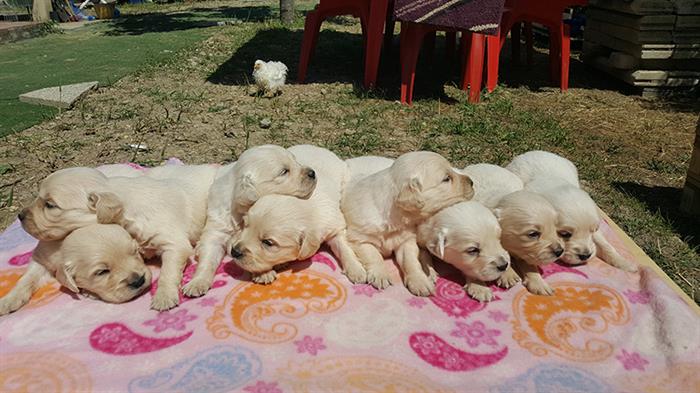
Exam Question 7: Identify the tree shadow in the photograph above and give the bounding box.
[614,181,700,250]
[102,5,272,36]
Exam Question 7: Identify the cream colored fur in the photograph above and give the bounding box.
[231,145,365,284]
[183,145,317,297]
[341,151,474,296]
[462,163,524,209]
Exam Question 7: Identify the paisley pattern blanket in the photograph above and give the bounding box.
[393,0,505,34]
[0,164,699,393]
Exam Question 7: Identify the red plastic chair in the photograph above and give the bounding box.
[486,0,586,92]
[400,22,489,105]
[297,0,389,88]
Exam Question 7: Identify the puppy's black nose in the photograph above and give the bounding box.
[128,274,146,289]
[578,253,592,261]
[307,169,316,180]
[231,245,244,259]
[496,262,508,272]
[17,210,26,221]
[553,247,564,257]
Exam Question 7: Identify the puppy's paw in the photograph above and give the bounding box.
[252,270,277,285]
[497,268,521,289]
[366,267,392,290]
[182,277,212,298]
[0,295,28,316]
[404,272,435,297]
[343,264,367,284]
[426,265,438,284]
[523,277,554,296]
[151,288,180,311]
[610,256,638,273]
[465,283,494,302]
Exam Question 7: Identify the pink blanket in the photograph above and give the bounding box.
[0,167,699,392]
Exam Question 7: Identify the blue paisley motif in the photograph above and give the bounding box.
[128,345,262,393]
[489,364,614,393]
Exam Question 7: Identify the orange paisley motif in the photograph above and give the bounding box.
[277,356,454,393]
[512,281,629,361]
[0,269,61,309]
[207,270,346,343]
[0,352,92,393]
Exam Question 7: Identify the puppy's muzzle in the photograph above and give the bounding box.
[578,252,592,261]
[17,209,27,221]
[128,273,146,289]
[496,257,509,271]
[231,244,245,259]
[307,169,316,180]
[552,246,564,258]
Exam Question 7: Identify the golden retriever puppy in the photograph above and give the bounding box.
[0,224,150,315]
[341,151,474,296]
[507,150,637,273]
[183,145,317,297]
[230,145,366,284]
[417,201,510,302]
[463,163,524,209]
[18,165,218,311]
[495,191,564,295]
[346,155,394,183]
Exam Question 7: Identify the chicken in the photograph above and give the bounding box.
[252,60,288,97]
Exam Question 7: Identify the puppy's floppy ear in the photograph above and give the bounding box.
[492,207,503,220]
[88,192,123,224]
[235,174,260,207]
[396,176,425,212]
[297,231,320,261]
[462,174,475,200]
[428,228,448,259]
[55,261,79,294]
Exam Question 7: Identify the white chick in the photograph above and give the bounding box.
[252,59,288,97]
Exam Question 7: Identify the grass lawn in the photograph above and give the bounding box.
[0,3,250,137]
[0,1,697,301]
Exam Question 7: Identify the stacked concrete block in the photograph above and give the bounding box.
[583,0,700,96]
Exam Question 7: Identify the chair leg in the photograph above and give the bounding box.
[297,10,323,83]
[548,25,560,84]
[486,29,500,92]
[511,22,521,65]
[363,0,388,88]
[524,22,533,66]
[560,23,570,91]
[400,23,427,105]
[463,33,485,103]
[384,0,395,51]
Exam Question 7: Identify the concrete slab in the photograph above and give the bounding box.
[588,0,674,15]
[585,28,700,58]
[19,81,98,109]
[587,7,676,31]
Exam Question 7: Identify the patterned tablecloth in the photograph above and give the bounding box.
[0,162,699,393]
[393,0,506,34]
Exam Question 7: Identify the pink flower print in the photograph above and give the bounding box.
[411,334,442,356]
[143,309,197,333]
[198,297,218,307]
[616,349,649,371]
[450,321,500,348]
[294,336,326,356]
[243,381,283,393]
[623,289,652,305]
[407,297,428,308]
[353,284,379,297]
[488,310,509,322]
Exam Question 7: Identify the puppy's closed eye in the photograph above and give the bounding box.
[558,230,572,239]
[527,230,541,239]
[261,238,276,248]
[279,168,289,176]
[44,200,58,209]
[94,268,110,277]
[465,247,479,255]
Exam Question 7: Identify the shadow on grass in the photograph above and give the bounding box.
[103,6,273,36]
[614,181,700,250]
[208,27,467,102]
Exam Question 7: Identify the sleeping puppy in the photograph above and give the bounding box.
[507,150,637,273]
[346,155,394,183]
[18,165,218,310]
[183,145,317,297]
[342,151,474,296]
[229,145,366,284]
[464,163,563,295]
[417,201,510,302]
[0,224,151,315]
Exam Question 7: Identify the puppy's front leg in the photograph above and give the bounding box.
[464,278,494,302]
[497,265,521,289]
[251,270,277,284]
[515,258,554,296]
[396,241,435,297]
[183,228,228,297]
[353,243,393,289]
[593,230,638,272]
[0,260,51,316]
[326,231,367,284]
[152,244,192,311]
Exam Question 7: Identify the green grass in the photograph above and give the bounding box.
[0,8,227,137]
